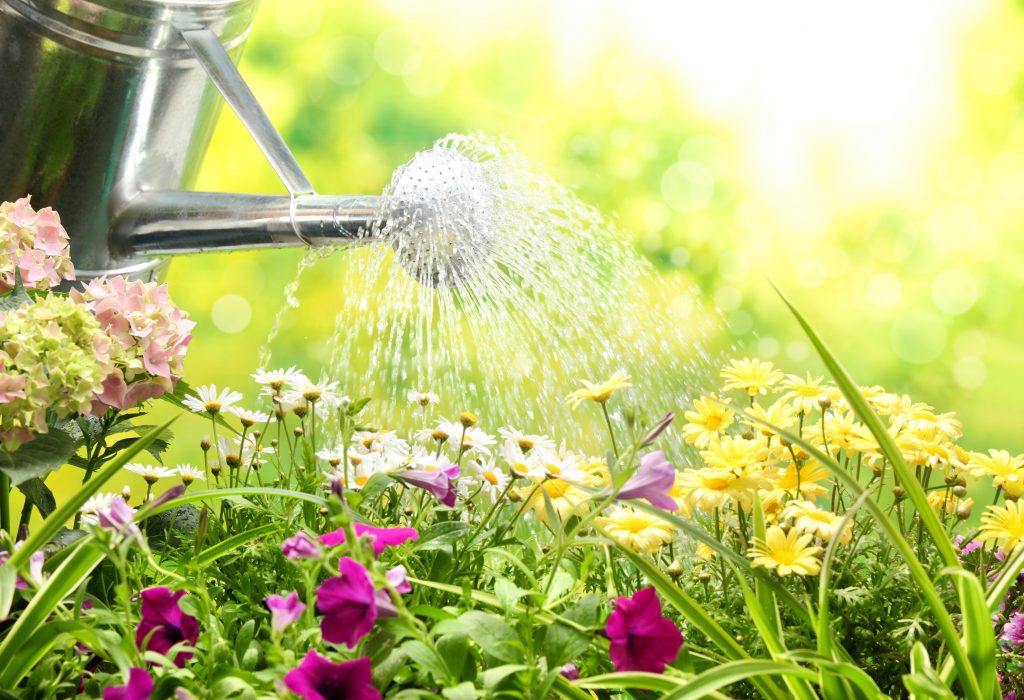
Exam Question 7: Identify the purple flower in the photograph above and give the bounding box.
[0,549,29,590]
[319,524,419,556]
[641,412,675,447]
[317,557,377,648]
[386,565,412,594]
[283,650,381,700]
[266,591,306,634]
[396,464,460,507]
[1003,612,1024,646]
[955,535,984,557]
[560,662,580,681]
[97,498,142,543]
[605,587,683,673]
[136,587,199,666]
[282,531,323,560]
[103,667,153,700]
[615,451,678,511]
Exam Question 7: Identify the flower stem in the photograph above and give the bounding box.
[600,403,619,461]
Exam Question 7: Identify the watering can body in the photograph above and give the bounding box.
[0,0,262,280]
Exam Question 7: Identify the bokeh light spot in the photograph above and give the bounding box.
[756,335,780,358]
[971,50,1017,96]
[925,201,978,251]
[714,285,742,312]
[890,309,947,364]
[403,51,450,96]
[275,0,322,38]
[866,272,903,309]
[375,27,420,75]
[661,161,715,213]
[953,355,986,389]
[931,268,978,315]
[990,149,1024,200]
[211,294,252,335]
[324,36,375,87]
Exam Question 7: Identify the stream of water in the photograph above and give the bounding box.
[268,133,722,453]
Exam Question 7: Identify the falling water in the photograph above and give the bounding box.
[275,133,723,452]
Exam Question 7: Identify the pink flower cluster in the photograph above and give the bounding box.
[72,277,195,410]
[0,196,75,293]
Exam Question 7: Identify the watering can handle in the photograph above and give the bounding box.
[180,27,316,198]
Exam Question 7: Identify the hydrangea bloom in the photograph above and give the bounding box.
[0,295,113,450]
[71,276,193,411]
[0,196,75,293]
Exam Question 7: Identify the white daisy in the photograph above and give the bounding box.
[316,445,346,467]
[228,407,271,427]
[502,441,545,479]
[498,427,556,454]
[283,375,343,407]
[176,464,205,485]
[459,427,497,456]
[182,385,243,414]
[538,449,587,483]
[469,458,510,500]
[409,448,449,471]
[251,366,305,391]
[124,463,177,484]
[407,390,440,407]
[415,419,462,445]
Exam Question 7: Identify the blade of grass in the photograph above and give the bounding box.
[660,659,820,700]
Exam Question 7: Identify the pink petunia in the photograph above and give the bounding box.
[605,587,683,673]
[319,524,418,557]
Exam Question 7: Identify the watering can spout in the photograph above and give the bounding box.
[111,191,381,257]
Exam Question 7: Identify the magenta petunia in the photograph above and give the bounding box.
[396,464,460,507]
[605,587,683,673]
[615,451,677,511]
[266,591,306,633]
[1003,612,1024,647]
[319,524,419,556]
[102,667,153,700]
[282,531,323,560]
[136,587,199,666]
[385,565,412,594]
[283,650,381,700]
[560,662,580,681]
[317,557,377,648]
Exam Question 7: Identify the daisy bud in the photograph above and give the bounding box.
[460,412,478,428]
[779,436,791,448]
[667,560,684,579]
[251,430,262,440]
[403,506,414,516]
[817,395,832,410]
[697,570,713,583]
[944,473,957,485]
[211,463,222,477]
[319,507,329,516]
[892,486,906,500]
[955,476,967,487]
[292,405,308,419]
[270,439,279,448]
[293,427,304,438]
[200,437,211,452]
[121,486,132,501]
[952,485,968,498]
[956,502,972,520]
[274,405,286,420]
[741,430,755,441]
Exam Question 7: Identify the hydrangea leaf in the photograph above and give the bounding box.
[16,478,56,517]
[0,428,78,485]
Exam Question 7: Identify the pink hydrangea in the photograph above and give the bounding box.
[72,276,194,411]
[0,196,75,293]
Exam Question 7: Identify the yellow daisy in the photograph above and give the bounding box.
[968,449,1024,489]
[891,404,962,441]
[748,526,823,576]
[780,373,831,415]
[926,490,972,517]
[596,506,676,554]
[700,435,765,473]
[721,358,785,396]
[745,399,798,439]
[771,462,831,500]
[677,467,768,511]
[682,394,735,448]
[516,478,589,524]
[565,370,632,409]
[781,500,852,544]
[979,501,1024,554]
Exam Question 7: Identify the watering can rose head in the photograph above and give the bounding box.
[0,196,75,293]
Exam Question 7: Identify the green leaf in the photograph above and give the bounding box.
[441,682,476,700]
[660,659,820,700]
[905,642,955,700]
[0,272,31,311]
[459,611,523,664]
[493,577,529,613]
[16,478,56,517]
[401,639,451,683]
[415,521,471,551]
[437,633,471,684]
[6,417,175,569]
[945,568,996,699]
[544,595,598,669]
[0,428,78,485]
[0,541,107,686]
[479,664,530,692]
[576,672,690,692]
[0,564,15,621]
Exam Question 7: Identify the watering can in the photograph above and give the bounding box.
[0,0,487,286]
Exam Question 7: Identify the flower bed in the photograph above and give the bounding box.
[0,198,1022,698]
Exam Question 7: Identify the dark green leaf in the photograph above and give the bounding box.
[0,428,78,485]
[16,478,56,517]
[459,611,523,664]
[544,595,599,668]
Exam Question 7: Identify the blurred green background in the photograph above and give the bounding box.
[153,0,1024,468]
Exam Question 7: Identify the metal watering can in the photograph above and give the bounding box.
[0,0,487,286]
